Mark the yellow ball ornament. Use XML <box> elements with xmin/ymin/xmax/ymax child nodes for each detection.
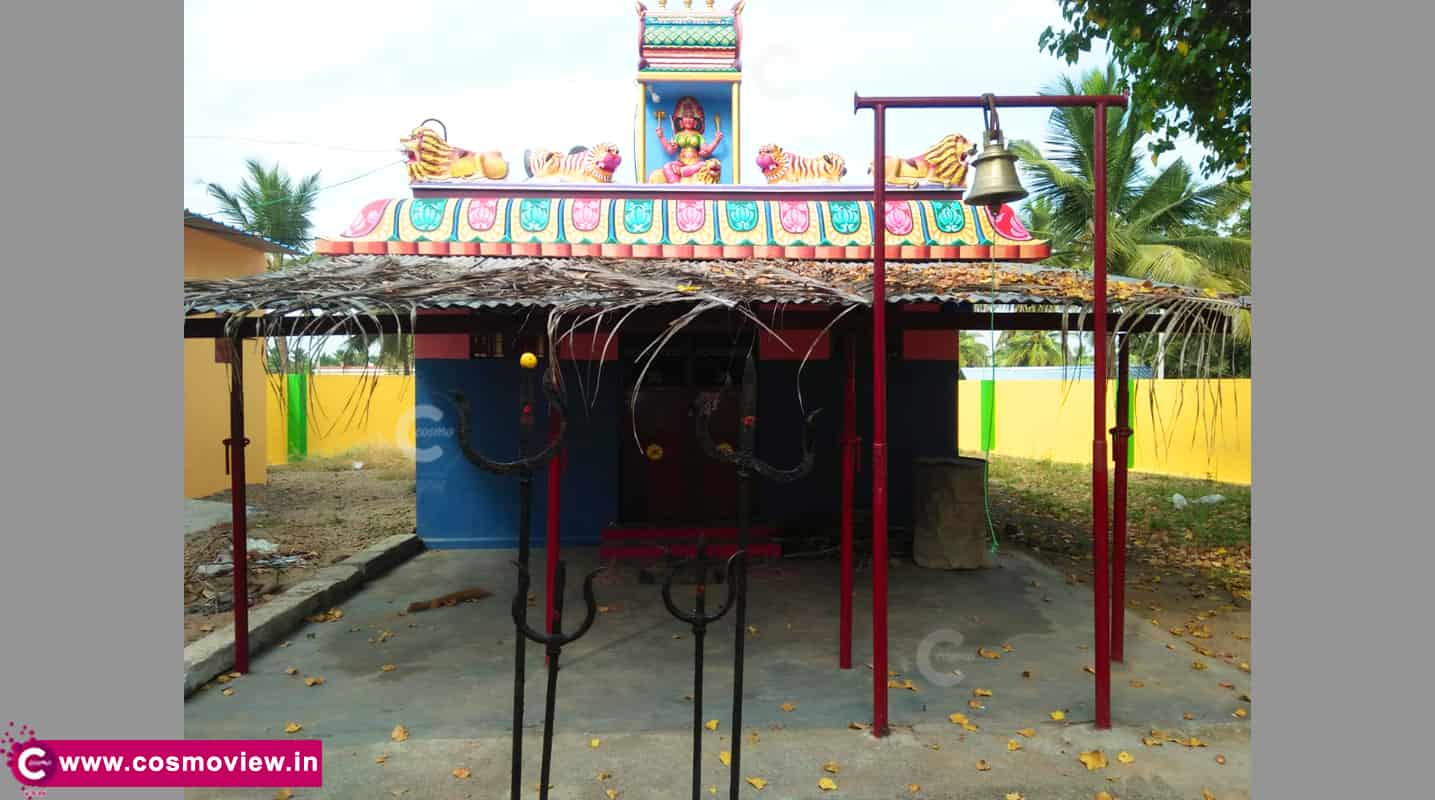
<box><xmin>519</xmin><ymin>352</ymin><xmax>539</xmax><ymax>369</ymax></box>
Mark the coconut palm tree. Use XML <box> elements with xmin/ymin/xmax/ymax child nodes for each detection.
<box><xmin>205</xmin><ymin>159</ymin><xmax>321</xmax><ymax>270</ymax></box>
<box><xmin>958</xmin><ymin>331</ymin><xmax>990</xmax><ymax>369</ymax></box>
<box><xmin>1011</xmin><ymin>64</ymin><xmax>1251</xmax><ymax>342</ymax></box>
<box><xmin>994</xmin><ymin>331</ymin><xmax>1067</xmax><ymax>367</ymax></box>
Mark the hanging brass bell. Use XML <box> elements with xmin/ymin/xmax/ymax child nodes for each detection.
<box><xmin>965</xmin><ymin>132</ymin><xmax>1027</xmax><ymax>211</ymax></box>
<box><xmin>966</xmin><ymin>95</ymin><xmax>1028</xmax><ymax>211</ymax></box>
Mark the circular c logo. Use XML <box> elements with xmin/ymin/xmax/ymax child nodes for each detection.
<box><xmin>406</xmin><ymin>403</ymin><xmax>445</xmax><ymax>464</ymax></box>
<box><xmin>914</xmin><ymin>628</ymin><xmax>976</xmax><ymax>688</ymax></box>
<box><xmin>15</xmin><ymin>743</ymin><xmax>55</xmax><ymax>785</ymax></box>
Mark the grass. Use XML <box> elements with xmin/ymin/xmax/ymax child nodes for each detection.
<box><xmin>968</xmin><ymin>450</ymin><xmax>1251</xmax><ymax>548</ymax></box>
<box><xmin>277</xmin><ymin>446</ymin><xmax>417</xmax><ymax>482</ymax></box>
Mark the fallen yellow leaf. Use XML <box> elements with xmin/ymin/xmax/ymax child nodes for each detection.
<box><xmin>823</xmin><ymin>761</ymin><xmax>840</xmax><ymax>774</ymax></box>
<box><xmin>1192</xmin><ymin>661</ymin><xmax>1208</xmax><ymax>671</ymax></box>
<box><xmin>947</xmin><ymin>712</ymin><xmax>969</xmax><ymax>725</ymax></box>
<box><xmin>926</xmin><ymin>743</ymin><xmax>940</xmax><ymax>751</ymax></box>
<box><xmin>1002</xmin><ymin>643</ymin><xmax>1015</xmax><ymax>652</ymax></box>
<box><xmin>746</xmin><ymin>777</ymin><xmax>768</xmax><ymax>790</ymax></box>
<box><xmin>1142</xmin><ymin>735</ymin><xmax>1163</xmax><ymax>747</ymax></box>
<box><xmin>908</xmin><ymin>785</ymin><xmax>921</xmax><ymax>794</ymax></box>
<box><xmin>748</xmin><ymin>625</ymin><xmax>759</xmax><ymax>635</ymax></box>
<box><xmin>968</xmin><ymin>699</ymin><xmax>984</xmax><ymax>710</ymax></box>
<box><xmin>285</xmin><ymin>667</ymin><xmax>299</xmax><ymax>676</ymax></box>
<box><xmin>1050</xmin><ymin>710</ymin><xmax>1066</xmax><ymax>721</ymax></box>
<box><xmin>1215</xmin><ymin>755</ymin><xmax>1227</xmax><ymax>765</ymax></box>
<box><xmin>222</xmin><ymin>688</ymin><xmax>234</xmax><ymax>697</ymax></box>
<box><xmin>963</xmin><ymin>721</ymin><xmax>979</xmax><ymax>732</ymax></box>
<box><xmin>705</xmin><ymin>719</ymin><xmax>719</xmax><ymax>731</ymax></box>
<box><xmin>1233</xmin><ymin>708</ymin><xmax>1248</xmax><ymax>719</ymax></box>
<box><xmin>1117</xmin><ymin>751</ymin><xmax>1134</xmax><ymax>764</ymax></box>
<box><xmin>888</xmin><ymin>678</ymin><xmax>918</xmax><ymax>692</ymax></box>
<box><xmin>275</xmin><ymin>789</ymin><xmax>293</xmax><ymax>800</ymax></box>
<box><xmin>381</xmin><ymin>664</ymin><xmax>397</xmax><ymax>672</ymax></box>
<box><xmin>452</xmin><ymin>768</ymin><xmax>471</xmax><ymax>779</ymax></box>
<box><xmin>780</xmin><ymin>703</ymin><xmax>796</xmax><ymax>713</ymax></box>
<box><xmin>391</xmin><ymin>724</ymin><xmax>409</xmax><ymax>742</ymax></box>
<box><xmin>719</xmin><ymin>751</ymin><xmax>731</xmax><ymax>766</ymax></box>
<box><xmin>817</xmin><ymin>777</ymin><xmax>838</xmax><ymax>791</ymax></box>
<box><xmin>375</xmin><ymin>755</ymin><xmax>388</xmax><ymax>765</ymax></box>
<box><xmin>974</xmin><ymin>688</ymin><xmax>993</xmax><ymax>697</ymax></box>
<box><xmin>1016</xmin><ymin>728</ymin><xmax>1035</xmax><ymax>738</ymax></box>
<box><xmin>848</xmin><ymin>721</ymin><xmax>869</xmax><ymax>731</ymax></box>
<box><xmin>1239</xmin><ymin>662</ymin><xmax>1250</xmax><ymax>673</ymax></box>
<box><xmin>1096</xmin><ymin>793</ymin><xmax>1116</xmax><ymax>800</ymax></box>
<box><xmin>590</xmin><ymin>738</ymin><xmax>602</xmax><ymax>748</ymax></box>
<box><xmin>1203</xmin><ymin>791</ymin><xmax>1217</xmax><ymax>800</ymax></box>
<box><xmin>606</xmin><ymin>790</ymin><xmax>620</xmax><ymax>800</ymax></box>
<box><xmin>978</xmin><ymin>648</ymin><xmax>1002</xmax><ymax>660</ymax></box>
<box><xmin>597</xmin><ymin>771</ymin><xmax>612</xmax><ymax>781</ymax></box>
<box><xmin>1130</xmin><ymin>680</ymin><xmax>1145</xmax><ymax>688</ymax></box>
<box><xmin>975</xmin><ymin>760</ymin><xmax>991</xmax><ymax>772</ymax></box>
<box><xmin>304</xmin><ymin>676</ymin><xmax>325</xmax><ymax>687</ymax></box>
<box><xmin>1007</xmin><ymin>739</ymin><xmax>1022</xmax><ymax>751</ymax></box>
<box><xmin>284</xmin><ymin>723</ymin><xmax>302</xmax><ymax>734</ymax></box>
<box><xmin>1184</xmin><ymin>712</ymin><xmax>1195</xmax><ymax>720</ymax></box>
<box><xmin>1078</xmin><ymin>750</ymin><xmax>1108</xmax><ymax>771</ymax></box>
<box><xmin>1006</xmin><ymin>794</ymin><xmax>1024</xmax><ymax>800</ymax></box>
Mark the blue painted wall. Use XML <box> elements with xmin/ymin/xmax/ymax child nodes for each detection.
<box><xmin>416</xmin><ymin>352</ymin><xmax>960</xmax><ymax>548</ymax></box>
<box><xmin>415</xmin><ymin>357</ymin><xmax>622</xmax><ymax>549</ymax></box>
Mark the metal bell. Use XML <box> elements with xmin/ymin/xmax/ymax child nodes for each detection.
<box><xmin>966</xmin><ymin>95</ymin><xmax>1028</xmax><ymax>211</ymax></box>
<box><xmin>966</xmin><ymin>132</ymin><xmax>1027</xmax><ymax>210</ymax></box>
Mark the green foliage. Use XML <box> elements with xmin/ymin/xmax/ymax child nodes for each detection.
<box><xmin>1013</xmin><ymin>64</ymin><xmax>1251</xmax><ymax>349</ymax></box>
<box><xmin>1038</xmin><ymin>1</ymin><xmax>1250</xmax><ymax>177</ymax></box>
<box><xmin>995</xmin><ymin>330</ymin><xmax>1067</xmax><ymax>367</ymax></box>
<box><xmin>958</xmin><ymin>331</ymin><xmax>990</xmax><ymax>369</ymax></box>
<box><xmin>205</xmin><ymin>159</ymin><xmax>322</xmax><ymax>271</ymax></box>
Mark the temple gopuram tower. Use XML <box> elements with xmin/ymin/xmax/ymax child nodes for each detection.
<box><xmin>635</xmin><ymin>0</ymin><xmax>744</xmax><ymax>184</ymax></box>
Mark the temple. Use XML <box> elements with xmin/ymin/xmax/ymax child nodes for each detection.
<box><xmin>308</xmin><ymin>1</ymin><xmax>1053</xmax><ymax>552</ymax></box>
<box><xmin>187</xmin><ymin>0</ymin><xmax>1248</xmax><ymax>736</ymax></box>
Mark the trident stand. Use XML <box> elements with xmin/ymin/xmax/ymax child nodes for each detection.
<box><xmin>513</xmin><ymin>559</ymin><xmax>603</xmax><ymax>800</ymax></box>
<box><xmin>661</xmin><ymin>543</ymin><xmax>742</xmax><ymax>800</ymax></box>
<box><xmin>453</xmin><ymin>356</ymin><xmax>567</xmax><ymax>800</ymax></box>
<box><xmin>695</xmin><ymin>352</ymin><xmax>819</xmax><ymax>799</ymax></box>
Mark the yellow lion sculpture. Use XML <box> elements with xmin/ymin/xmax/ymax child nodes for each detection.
<box><xmin>870</xmin><ymin>133</ymin><xmax>978</xmax><ymax>189</ymax></box>
<box><xmin>756</xmin><ymin>144</ymin><xmax>847</xmax><ymax>184</ymax></box>
<box><xmin>401</xmin><ymin>125</ymin><xmax>508</xmax><ymax>182</ymax></box>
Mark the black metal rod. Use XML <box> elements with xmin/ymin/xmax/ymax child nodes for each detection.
<box><xmin>691</xmin><ymin>352</ymin><xmax>818</xmax><ymax>800</ymax></box>
<box><xmin>452</xmin><ymin>358</ymin><xmax>568</xmax><ymax>800</ymax></box>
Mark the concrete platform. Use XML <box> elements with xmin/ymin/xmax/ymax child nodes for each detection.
<box><xmin>184</xmin><ymin>547</ymin><xmax>1250</xmax><ymax>799</ymax></box>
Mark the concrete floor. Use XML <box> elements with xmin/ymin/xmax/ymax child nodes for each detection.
<box><xmin>185</xmin><ymin>547</ymin><xmax>1250</xmax><ymax>799</ymax></box>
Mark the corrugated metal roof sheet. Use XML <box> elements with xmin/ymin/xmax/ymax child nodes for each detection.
<box><xmin>183</xmin><ymin>209</ymin><xmax>304</xmax><ymax>255</ymax></box>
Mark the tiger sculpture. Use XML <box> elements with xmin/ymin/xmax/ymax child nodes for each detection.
<box><xmin>756</xmin><ymin>144</ymin><xmax>847</xmax><ymax>184</ymax></box>
<box><xmin>400</xmin><ymin>125</ymin><xmax>508</xmax><ymax>182</ymax></box>
<box><xmin>870</xmin><ymin>133</ymin><xmax>978</xmax><ymax>189</ymax></box>
<box><xmin>523</xmin><ymin>144</ymin><xmax>623</xmax><ymax>183</ymax></box>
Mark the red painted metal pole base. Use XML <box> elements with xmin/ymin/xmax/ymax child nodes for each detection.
<box><xmin>226</xmin><ymin>339</ymin><xmax>251</xmax><ymax>675</ymax></box>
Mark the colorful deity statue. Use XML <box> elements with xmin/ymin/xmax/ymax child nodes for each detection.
<box><xmin>649</xmin><ymin>96</ymin><xmax>723</xmax><ymax>184</ymax></box>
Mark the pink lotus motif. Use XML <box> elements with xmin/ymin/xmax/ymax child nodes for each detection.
<box><xmin>467</xmin><ymin>198</ymin><xmax>499</xmax><ymax>231</ymax></box>
<box><xmin>987</xmin><ymin>204</ymin><xmax>1032</xmax><ymax>241</ymax></box>
<box><xmin>343</xmin><ymin>199</ymin><xmax>390</xmax><ymax>237</ymax></box>
<box><xmin>675</xmin><ymin>199</ymin><xmax>707</xmax><ymax>233</ymax></box>
<box><xmin>778</xmin><ymin>201</ymin><xmax>810</xmax><ymax>234</ymax></box>
<box><xmin>571</xmin><ymin>198</ymin><xmax>602</xmax><ymax>232</ymax></box>
<box><xmin>884</xmin><ymin>201</ymin><xmax>914</xmax><ymax>236</ymax></box>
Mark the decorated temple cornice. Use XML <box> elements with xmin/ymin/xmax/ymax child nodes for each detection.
<box><xmin>314</xmin><ymin>194</ymin><xmax>1050</xmax><ymax>262</ymax></box>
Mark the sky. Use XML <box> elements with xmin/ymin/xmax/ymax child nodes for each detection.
<box><xmin>183</xmin><ymin>0</ymin><xmax>1215</xmax><ymax>241</ymax></box>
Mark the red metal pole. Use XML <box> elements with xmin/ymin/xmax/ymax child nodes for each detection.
<box><xmin>839</xmin><ymin>336</ymin><xmax>857</xmax><ymax>669</ymax></box>
<box><xmin>868</xmin><ymin>102</ymin><xmax>891</xmax><ymax>738</ymax></box>
<box><xmin>1111</xmin><ymin>334</ymin><xmax>1132</xmax><ymax>663</ymax></box>
<box><xmin>1091</xmin><ymin>102</ymin><xmax>1112</xmax><ymax>729</ymax></box>
<box><xmin>226</xmin><ymin>337</ymin><xmax>251</xmax><ymax>674</ymax></box>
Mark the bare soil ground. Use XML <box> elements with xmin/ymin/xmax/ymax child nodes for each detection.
<box><xmin>183</xmin><ymin>448</ymin><xmax>416</xmax><ymax>645</ymax></box>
